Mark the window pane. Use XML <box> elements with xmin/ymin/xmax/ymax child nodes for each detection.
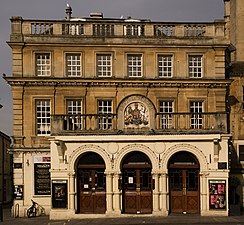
<box><xmin>65</xmin><ymin>99</ymin><xmax>83</xmax><ymax>130</ymax></box>
<box><xmin>96</xmin><ymin>54</ymin><xmax>112</xmax><ymax>77</ymax></box>
<box><xmin>127</xmin><ymin>54</ymin><xmax>143</xmax><ymax>77</ymax></box>
<box><xmin>159</xmin><ymin>101</ymin><xmax>174</xmax><ymax>129</ymax></box>
<box><xmin>36</xmin><ymin>53</ymin><xmax>51</xmax><ymax>76</ymax></box>
<box><xmin>189</xmin><ymin>55</ymin><xmax>202</xmax><ymax>78</ymax></box>
<box><xmin>98</xmin><ymin>100</ymin><xmax>113</xmax><ymax>130</ymax></box>
<box><xmin>190</xmin><ymin>101</ymin><xmax>203</xmax><ymax>129</ymax></box>
<box><xmin>36</xmin><ymin>100</ymin><xmax>51</xmax><ymax>135</ymax></box>
<box><xmin>239</xmin><ymin>145</ymin><xmax>244</xmax><ymax>161</ymax></box>
<box><xmin>66</xmin><ymin>54</ymin><xmax>81</xmax><ymax>77</ymax></box>
<box><xmin>158</xmin><ymin>55</ymin><xmax>173</xmax><ymax>77</ymax></box>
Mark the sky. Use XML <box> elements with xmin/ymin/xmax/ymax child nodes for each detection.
<box><xmin>0</xmin><ymin>0</ymin><xmax>224</xmax><ymax>136</ymax></box>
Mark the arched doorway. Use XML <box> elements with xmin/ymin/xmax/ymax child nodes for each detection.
<box><xmin>76</xmin><ymin>152</ymin><xmax>106</xmax><ymax>213</ymax></box>
<box><xmin>168</xmin><ymin>151</ymin><xmax>200</xmax><ymax>214</ymax></box>
<box><xmin>121</xmin><ymin>151</ymin><xmax>153</xmax><ymax>214</ymax></box>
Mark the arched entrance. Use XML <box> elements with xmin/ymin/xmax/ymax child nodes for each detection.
<box><xmin>76</xmin><ymin>152</ymin><xmax>106</xmax><ymax>213</ymax></box>
<box><xmin>168</xmin><ymin>151</ymin><xmax>200</xmax><ymax>214</ymax></box>
<box><xmin>121</xmin><ymin>151</ymin><xmax>152</xmax><ymax>214</ymax></box>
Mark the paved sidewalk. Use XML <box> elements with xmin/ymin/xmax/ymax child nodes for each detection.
<box><xmin>2</xmin><ymin>206</ymin><xmax>244</xmax><ymax>225</ymax></box>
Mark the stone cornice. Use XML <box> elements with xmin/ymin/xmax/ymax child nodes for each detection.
<box><xmin>4</xmin><ymin>77</ymin><xmax>231</xmax><ymax>88</ymax></box>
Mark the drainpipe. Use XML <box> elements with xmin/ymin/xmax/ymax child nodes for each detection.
<box><xmin>0</xmin><ymin>134</ymin><xmax>4</xmax><ymax>222</ymax></box>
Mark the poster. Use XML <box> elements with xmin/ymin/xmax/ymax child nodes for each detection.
<box><xmin>209</xmin><ymin>180</ymin><xmax>226</xmax><ymax>209</ymax></box>
<box><xmin>34</xmin><ymin>163</ymin><xmax>51</xmax><ymax>195</ymax></box>
<box><xmin>52</xmin><ymin>180</ymin><xmax>67</xmax><ymax>208</ymax></box>
<box><xmin>14</xmin><ymin>185</ymin><xmax>23</xmax><ymax>200</ymax></box>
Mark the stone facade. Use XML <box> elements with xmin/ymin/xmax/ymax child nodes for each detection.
<box><xmin>5</xmin><ymin>3</ymin><xmax>234</xmax><ymax>219</ymax></box>
<box><xmin>225</xmin><ymin>0</ymin><xmax>244</xmax><ymax>210</ymax></box>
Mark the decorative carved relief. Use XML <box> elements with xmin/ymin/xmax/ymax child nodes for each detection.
<box><xmin>117</xmin><ymin>95</ymin><xmax>156</xmax><ymax>131</ymax></box>
<box><xmin>124</xmin><ymin>102</ymin><xmax>149</xmax><ymax>127</ymax></box>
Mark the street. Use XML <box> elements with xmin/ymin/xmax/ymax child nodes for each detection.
<box><xmin>2</xmin><ymin>207</ymin><xmax>244</xmax><ymax>225</ymax></box>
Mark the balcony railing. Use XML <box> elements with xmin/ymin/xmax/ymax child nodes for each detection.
<box><xmin>10</xmin><ymin>16</ymin><xmax>226</xmax><ymax>40</ymax></box>
<box><xmin>51</xmin><ymin>112</ymin><xmax>228</xmax><ymax>135</ymax></box>
<box><xmin>31</xmin><ymin>22</ymin><xmax>53</xmax><ymax>35</ymax></box>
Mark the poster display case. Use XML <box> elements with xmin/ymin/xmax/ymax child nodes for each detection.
<box><xmin>33</xmin><ymin>155</ymin><xmax>51</xmax><ymax>195</ymax></box>
<box><xmin>209</xmin><ymin>180</ymin><xmax>226</xmax><ymax>210</ymax></box>
<box><xmin>52</xmin><ymin>180</ymin><xmax>67</xmax><ymax>208</ymax></box>
<box><xmin>14</xmin><ymin>185</ymin><xmax>23</xmax><ymax>200</ymax></box>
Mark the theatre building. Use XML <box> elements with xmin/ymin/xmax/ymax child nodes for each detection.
<box><xmin>5</xmin><ymin>4</ymin><xmax>231</xmax><ymax>219</ymax></box>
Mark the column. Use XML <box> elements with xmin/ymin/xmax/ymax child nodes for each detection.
<box><xmin>161</xmin><ymin>172</ymin><xmax>168</xmax><ymax>215</ymax></box>
<box><xmin>113</xmin><ymin>172</ymin><xmax>121</xmax><ymax>214</ymax></box>
<box><xmin>105</xmin><ymin>171</ymin><xmax>113</xmax><ymax>214</ymax></box>
<box><xmin>68</xmin><ymin>172</ymin><xmax>76</xmax><ymax>212</ymax></box>
<box><xmin>152</xmin><ymin>172</ymin><xmax>160</xmax><ymax>214</ymax></box>
<box><xmin>201</xmin><ymin>172</ymin><xmax>208</xmax><ymax>214</ymax></box>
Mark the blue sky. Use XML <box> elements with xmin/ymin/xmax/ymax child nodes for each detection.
<box><xmin>0</xmin><ymin>0</ymin><xmax>224</xmax><ymax>136</ymax></box>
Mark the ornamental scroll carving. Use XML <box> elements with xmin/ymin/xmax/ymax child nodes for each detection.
<box><xmin>124</xmin><ymin>102</ymin><xmax>149</xmax><ymax>127</ymax></box>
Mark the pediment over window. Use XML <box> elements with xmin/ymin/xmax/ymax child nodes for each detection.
<box><xmin>117</xmin><ymin>95</ymin><xmax>156</xmax><ymax>132</ymax></box>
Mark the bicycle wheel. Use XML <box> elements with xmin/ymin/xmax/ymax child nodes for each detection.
<box><xmin>27</xmin><ymin>208</ymin><xmax>33</xmax><ymax>218</ymax></box>
<box><xmin>27</xmin><ymin>207</ymin><xmax>36</xmax><ymax>217</ymax></box>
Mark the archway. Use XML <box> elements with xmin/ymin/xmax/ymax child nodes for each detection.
<box><xmin>76</xmin><ymin>152</ymin><xmax>106</xmax><ymax>213</ymax></box>
<box><xmin>121</xmin><ymin>151</ymin><xmax>153</xmax><ymax>214</ymax></box>
<box><xmin>168</xmin><ymin>151</ymin><xmax>200</xmax><ymax>214</ymax></box>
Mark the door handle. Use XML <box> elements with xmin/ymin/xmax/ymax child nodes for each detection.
<box><xmin>183</xmin><ymin>187</ymin><xmax>186</xmax><ymax>196</ymax></box>
<box><xmin>136</xmin><ymin>188</ymin><xmax>140</xmax><ymax>195</ymax></box>
<box><xmin>92</xmin><ymin>188</ymin><xmax>96</xmax><ymax>195</ymax></box>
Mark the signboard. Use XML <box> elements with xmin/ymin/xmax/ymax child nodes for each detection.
<box><xmin>209</xmin><ymin>180</ymin><xmax>226</xmax><ymax>210</ymax></box>
<box><xmin>34</xmin><ymin>155</ymin><xmax>51</xmax><ymax>195</ymax></box>
<box><xmin>14</xmin><ymin>163</ymin><xmax>22</xmax><ymax>169</ymax></box>
<box><xmin>52</xmin><ymin>180</ymin><xmax>67</xmax><ymax>208</ymax></box>
<box><xmin>34</xmin><ymin>163</ymin><xmax>51</xmax><ymax>195</ymax></box>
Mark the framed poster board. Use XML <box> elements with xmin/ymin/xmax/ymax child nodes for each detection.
<box><xmin>34</xmin><ymin>155</ymin><xmax>51</xmax><ymax>195</ymax></box>
<box><xmin>52</xmin><ymin>180</ymin><xmax>67</xmax><ymax>208</ymax></box>
<box><xmin>209</xmin><ymin>180</ymin><xmax>226</xmax><ymax>210</ymax></box>
<box><xmin>14</xmin><ymin>185</ymin><xmax>23</xmax><ymax>200</ymax></box>
<box><xmin>34</xmin><ymin>163</ymin><xmax>51</xmax><ymax>195</ymax></box>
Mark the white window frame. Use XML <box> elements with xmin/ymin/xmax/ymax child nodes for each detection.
<box><xmin>190</xmin><ymin>101</ymin><xmax>203</xmax><ymax>129</ymax></box>
<box><xmin>159</xmin><ymin>101</ymin><xmax>174</xmax><ymax>129</ymax></box>
<box><xmin>36</xmin><ymin>53</ymin><xmax>51</xmax><ymax>76</ymax></box>
<box><xmin>96</xmin><ymin>54</ymin><xmax>112</xmax><ymax>77</ymax></box>
<box><xmin>98</xmin><ymin>100</ymin><xmax>113</xmax><ymax>130</ymax></box>
<box><xmin>66</xmin><ymin>99</ymin><xmax>83</xmax><ymax>130</ymax></box>
<box><xmin>158</xmin><ymin>55</ymin><xmax>173</xmax><ymax>78</ymax></box>
<box><xmin>127</xmin><ymin>54</ymin><xmax>143</xmax><ymax>77</ymax></box>
<box><xmin>66</xmin><ymin>53</ymin><xmax>81</xmax><ymax>77</ymax></box>
<box><xmin>188</xmin><ymin>55</ymin><xmax>203</xmax><ymax>78</ymax></box>
<box><xmin>36</xmin><ymin>99</ymin><xmax>51</xmax><ymax>136</ymax></box>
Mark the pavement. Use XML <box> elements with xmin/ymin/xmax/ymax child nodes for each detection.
<box><xmin>2</xmin><ymin>205</ymin><xmax>244</xmax><ymax>225</ymax></box>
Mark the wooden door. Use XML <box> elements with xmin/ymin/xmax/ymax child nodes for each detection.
<box><xmin>169</xmin><ymin>168</ymin><xmax>199</xmax><ymax>214</ymax></box>
<box><xmin>123</xmin><ymin>168</ymin><xmax>152</xmax><ymax>214</ymax></box>
<box><xmin>78</xmin><ymin>168</ymin><xmax>106</xmax><ymax>213</ymax></box>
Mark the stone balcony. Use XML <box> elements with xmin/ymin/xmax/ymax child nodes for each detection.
<box><xmin>51</xmin><ymin>112</ymin><xmax>228</xmax><ymax>136</ymax></box>
<box><xmin>9</xmin><ymin>16</ymin><xmax>227</xmax><ymax>44</ymax></box>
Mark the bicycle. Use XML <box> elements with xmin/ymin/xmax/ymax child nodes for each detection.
<box><xmin>27</xmin><ymin>199</ymin><xmax>45</xmax><ymax>218</ymax></box>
